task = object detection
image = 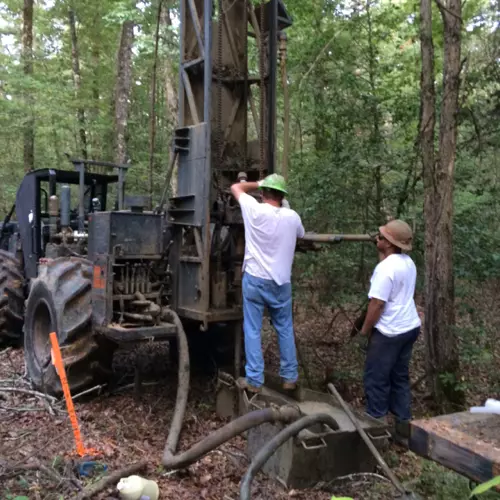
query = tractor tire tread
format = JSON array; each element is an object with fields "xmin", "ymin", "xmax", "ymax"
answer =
[
  {"xmin": 24, "ymin": 257, "xmax": 114, "ymax": 396},
  {"xmin": 0, "ymin": 251, "xmax": 25, "ymax": 346}
]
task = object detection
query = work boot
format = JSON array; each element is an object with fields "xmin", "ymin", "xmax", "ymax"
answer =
[
  {"xmin": 364, "ymin": 413, "xmax": 390, "ymax": 450},
  {"xmin": 236, "ymin": 377, "xmax": 262, "ymax": 394},
  {"xmin": 282, "ymin": 381, "xmax": 297, "ymax": 391},
  {"xmin": 364, "ymin": 412, "xmax": 389, "ymax": 425},
  {"xmin": 392, "ymin": 420, "xmax": 411, "ymax": 447}
]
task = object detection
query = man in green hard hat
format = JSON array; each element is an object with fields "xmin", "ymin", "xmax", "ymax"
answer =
[{"xmin": 231, "ymin": 173, "xmax": 305, "ymax": 393}]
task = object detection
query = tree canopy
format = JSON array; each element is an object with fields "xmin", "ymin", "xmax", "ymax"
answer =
[{"xmin": 0, "ymin": 0, "xmax": 498, "ymax": 281}]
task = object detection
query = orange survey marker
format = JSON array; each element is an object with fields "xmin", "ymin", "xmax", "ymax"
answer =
[{"xmin": 49, "ymin": 332, "xmax": 99, "ymax": 457}]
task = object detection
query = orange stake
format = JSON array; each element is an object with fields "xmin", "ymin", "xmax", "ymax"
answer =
[{"xmin": 49, "ymin": 332, "xmax": 98, "ymax": 457}]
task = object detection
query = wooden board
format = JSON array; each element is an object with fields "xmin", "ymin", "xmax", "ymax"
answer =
[{"xmin": 410, "ymin": 411, "xmax": 500, "ymax": 483}]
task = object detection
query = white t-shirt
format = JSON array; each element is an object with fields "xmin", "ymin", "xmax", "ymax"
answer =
[
  {"xmin": 368, "ymin": 253, "xmax": 421, "ymax": 336},
  {"xmin": 238, "ymin": 193, "xmax": 305, "ymax": 286}
]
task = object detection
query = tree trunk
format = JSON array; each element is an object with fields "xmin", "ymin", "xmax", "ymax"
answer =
[
  {"xmin": 69, "ymin": 8, "xmax": 88, "ymax": 159},
  {"xmin": 149, "ymin": 0, "xmax": 163, "ymax": 209},
  {"xmin": 366, "ymin": 0, "xmax": 383, "ymax": 224},
  {"xmin": 161, "ymin": 2, "xmax": 178, "ymax": 195},
  {"xmin": 86, "ymin": 6, "xmax": 102, "ymax": 162},
  {"xmin": 114, "ymin": 20, "xmax": 135, "ymax": 165},
  {"xmin": 22, "ymin": 0, "xmax": 34, "ymax": 172},
  {"xmin": 420, "ymin": 0, "xmax": 464, "ymax": 405}
]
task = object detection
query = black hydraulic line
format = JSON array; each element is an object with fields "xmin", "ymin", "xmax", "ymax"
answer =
[
  {"xmin": 163, "ymin": 405, "xmax": 301, "ymax": 470},
  {"xmin": 240, "ymin": 413, "xmax": 338, "ymax": 500},
  {"xmin": 162, "ymin": 309, "xmax": 190, "ymax": 464}
]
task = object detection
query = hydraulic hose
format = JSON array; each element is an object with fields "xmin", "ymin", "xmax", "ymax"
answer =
[
  {"xmin": 163, "ymin": 405, "xmax": 301, "ymax": 470},
  {"xmin": 162, "ymin": 309, "xmax": 190, "ymax": 464},
  {"xmin": 240, "ymin": 413, "xmax": 338, "ymax": 500}
]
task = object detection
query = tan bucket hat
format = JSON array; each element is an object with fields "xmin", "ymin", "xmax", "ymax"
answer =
[{"xmin": 379, "ymin": 219, "xmax": 413, "ymax": 251}]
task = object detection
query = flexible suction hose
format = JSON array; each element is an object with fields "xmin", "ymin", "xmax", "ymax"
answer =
[
  {"xmin": 162, "ymin": 309, "xmax": 190, "ymax": 464},
  {"xmin": 240, "ymin": 413, "xmax": 339, "ymax": 500},
  {"xmin": 163, "ymin": 405, "xmax": 301, "ymax": 470}
]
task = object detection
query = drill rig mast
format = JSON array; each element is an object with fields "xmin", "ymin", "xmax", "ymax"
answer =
[{"xmin": 168, "ymin": 0, "xmax": 292, "ymax": 329}]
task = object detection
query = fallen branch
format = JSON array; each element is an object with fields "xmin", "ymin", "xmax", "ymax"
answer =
[
  {"xmin": 0, "ymin": 377, "xmax": 27, "ymax": 384},
  {"xmin": 112, "ymin": 381, "xmax": 159, "ymax": 394},
  {"xmin": 0, "ymin": 404, "xmax": 48, "ymax": 412},
  {"xmin": 326, "ymin": 472, "xmax": 392, "ymax": 485},
  {"xmin": 0, "ymin": 387, "xmax": 58, "ymax": 402},
  {"xmin": 0, "ymin": 460, "xmax": 62, "ymax": 485},
  {"xmin": 4, "ymin": 427, "xmax": 73, "ymax": 475},
  {"xmin": 74, "ymin": 459, "xmax": 148, "ymax": 499},
  {"xmin": 2, "ymin": 430, "xmax": 34, "ymax": 441},
  {"xmin": 72, "ymin": 384, "xmax": 106, "ymax": 401},
  {"xmin": 411, "ymin": 371, "xmax": 431, "ymax": 390}
]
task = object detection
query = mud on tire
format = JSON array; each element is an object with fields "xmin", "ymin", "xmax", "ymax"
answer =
[
  {"xmin": 24, "ymin": 257, "xmax": 115, "ymax": 396},
  {"xmin": 0, "ymin": 250, "xmax": 25, "ymax": 345}
]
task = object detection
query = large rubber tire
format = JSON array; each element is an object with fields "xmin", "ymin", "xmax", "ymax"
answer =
[
  {"xmin": 24, "ymin": 257, "xmax": 114, "ymax": 396},
  {"xmin": 0, "ymin": 250, "xmax": 25, "ymax": 345}
]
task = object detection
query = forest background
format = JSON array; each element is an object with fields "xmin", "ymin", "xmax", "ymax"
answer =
[
  {"xmin": 1, "ymin": 0, "xmax": 499, "ymax": 397},
  {"xmin": 1, "ymin": 0, "xmax": 500, "ymax": 497}
]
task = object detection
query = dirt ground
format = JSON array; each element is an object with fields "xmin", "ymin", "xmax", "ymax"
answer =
[{"xmin": 1, "ymin": 285, "xmax": 499, "ymax": 499}]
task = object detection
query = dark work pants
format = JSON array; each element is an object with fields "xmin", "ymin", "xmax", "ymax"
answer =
[{"xmin": 364, "ymin": 327, "xmax": 420, "ymax": 421}]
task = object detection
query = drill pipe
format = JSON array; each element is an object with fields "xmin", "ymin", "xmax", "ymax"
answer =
[
  {"xmin": 162, "ymin": 405, "xmax": 301, "ymax": 470},
  {"xmin": 301, "ymin": 233, "xmax": 375, "ymax": 243}
]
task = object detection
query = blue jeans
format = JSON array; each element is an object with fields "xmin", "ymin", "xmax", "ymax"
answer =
[
  {"xmin": 242, "ymin": 272, "xmax": 298, "ymax": 388},
  {"xmin": 364, "ymin": 327, "xmax": 420, "ymax": 421}
]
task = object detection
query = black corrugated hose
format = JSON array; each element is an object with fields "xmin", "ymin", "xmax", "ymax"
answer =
[
  {"xmin": 159, "ymin": 306, "xmax": 301, "ymax": 470},
  {"xmin": 162, "ymin": 308, "xmax": 190, "ymax": 464},
  {"xmin": 163, "ymin": 404, "xmax": 301, "ymax": 470},
  {"xmin": 240, "ymin": 413, "xmax": 340, "ymax": 500}
]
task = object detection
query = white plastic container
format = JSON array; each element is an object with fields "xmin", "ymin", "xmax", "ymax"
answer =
[
  {"xmin": 470, "ymin": 406, "xmax": 495, "ymax": 413},
  {"xmin": 470, "ymin": 398, "xmax": 500, "ymax": 415},
  {"xmin": 484, "ymin": 398, "xmax": 500, "ymax": 412},
  {"xmin": 116, "ymin": 475, "xmax": 159, "ymax": 500}
]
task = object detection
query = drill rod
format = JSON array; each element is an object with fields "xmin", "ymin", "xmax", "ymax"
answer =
[{"xmin": 302, "ymin": 233, "xmax": 375, "ymax": 243}]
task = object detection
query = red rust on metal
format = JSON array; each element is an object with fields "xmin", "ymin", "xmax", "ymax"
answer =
[{"xmin": 93, "ymin": 265, "xmax": 105, "ymax": 290}]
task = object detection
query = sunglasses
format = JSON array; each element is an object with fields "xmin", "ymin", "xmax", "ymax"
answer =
[{"xmin": 377, "ymin": 234, "xmax": 387, "ymax": 241}]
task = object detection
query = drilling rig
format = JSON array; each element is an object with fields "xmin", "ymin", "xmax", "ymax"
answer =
[
  {"xmin": 0, "ymin": 0, "xmax": 372, "ymax": 395},
  {"xmin": 163, "ymin": 0, "xmax": 301, "ymax": 379},
  {"xmin": 167, "ymin": 0, "xmax": 292, "ymax": 328},
  {"xmin": 0, "ymin": 0, "xmax": 300, "ymax": 390}
]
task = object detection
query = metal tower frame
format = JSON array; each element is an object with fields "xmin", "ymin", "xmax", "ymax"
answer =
[{"xmin": 168, "ymin": 0, "xmax": 292, "ymax": 329}]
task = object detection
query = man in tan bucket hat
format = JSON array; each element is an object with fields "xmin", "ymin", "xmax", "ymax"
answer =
[{"xmin": 357, "ymin": 219, "xmax": 421, "ymax": 442}]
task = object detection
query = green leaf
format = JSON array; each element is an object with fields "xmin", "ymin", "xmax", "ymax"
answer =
[
  {"xmin": 331, "ymin": 497, "xmax": 354, "ymax": 500},
  {"xmin": 469, "ymin": 476, "xmax": 500, "ymax": 497}
]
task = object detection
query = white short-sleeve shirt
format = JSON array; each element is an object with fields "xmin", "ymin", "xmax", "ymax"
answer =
[
  {"xmin": 368, "ymin": 253, "xmax": 421, "ymax": 336},
  {"xmin": 238, "ymin": 193, "xmax": 305, "ymax": 286}
]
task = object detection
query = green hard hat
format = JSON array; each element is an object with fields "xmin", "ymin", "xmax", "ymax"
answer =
[{"xmin": 259, "ymin": 173, "xmax": 288, "ymax": 195}]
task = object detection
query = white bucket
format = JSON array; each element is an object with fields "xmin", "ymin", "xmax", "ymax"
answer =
[{"xmin": 117, "ymin": 475, "xmax": 159, "ymax": 500}]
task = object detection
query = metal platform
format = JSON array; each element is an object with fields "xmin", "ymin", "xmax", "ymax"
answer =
[
  {"xmin": 216, "ymin": 372, "xmax": 390, "ymax": 489},
  {"xmin": 410, "ymin": 411, "xmax": 500, "ymax": 484}
]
